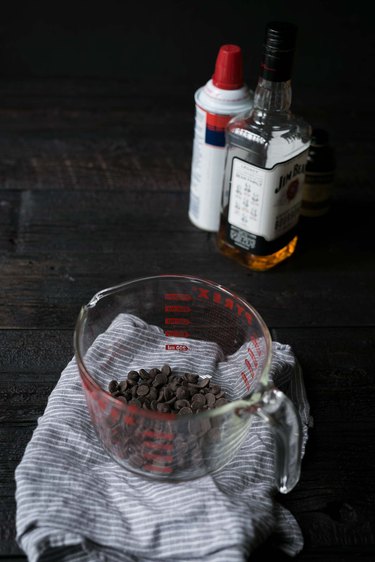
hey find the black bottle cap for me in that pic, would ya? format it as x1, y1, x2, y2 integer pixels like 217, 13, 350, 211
265, 21, 298, 51
311, 128, 330, 146
261, 21, 298, 82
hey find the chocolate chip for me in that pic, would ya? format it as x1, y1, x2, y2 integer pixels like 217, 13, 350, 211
215, 397, 228, 408
137, 384, 150, 397
128, 371, 140, 383
118, 380, 129, 393
156, 389, 165, 403
206, 393, 216, 408
148, 387, 158, 401
191, 394, 206, 409
211, 384, 221, 395
161, 364, 172, 376
154, 372, 168, 387
175, 399, 190, 410
178, 406, 193, 415
139, 369, 150, 380
163, 386, 174, 401
176, 386, 190, 400
131, 385, 138, 397
108, 380, 118, 393
157, 403, 171, 413
185, 373, 199, 383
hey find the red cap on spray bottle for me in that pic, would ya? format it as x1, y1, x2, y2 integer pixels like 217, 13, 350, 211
212, 44, 244, 90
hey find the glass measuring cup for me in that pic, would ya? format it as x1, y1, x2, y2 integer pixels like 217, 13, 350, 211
74, 274, 302, 492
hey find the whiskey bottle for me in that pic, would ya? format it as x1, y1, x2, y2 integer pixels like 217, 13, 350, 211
217, 21, 311, 271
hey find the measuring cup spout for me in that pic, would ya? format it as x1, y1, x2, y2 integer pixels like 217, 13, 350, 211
255, 387, 302, 494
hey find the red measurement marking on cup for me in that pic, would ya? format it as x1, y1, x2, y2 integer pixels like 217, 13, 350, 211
196, 287, 209, 299
144, 464, 173, 473
97, 396, 108, 412
165, 293, 192, 301
224, 298, 234, 310
247, 346, 258, 368
143, 429, 174, 440
166, 344, 189, 351
241, 372, 251, 391
143, 441, 174, 451
194, 287, 252, 324
250, 335, 262, 356
143, 452, 174, 463
213, 292, 221, 303
165, 318, 191, 325
164, 293, 192, 338
165, 305, 191, 313
245, 359, 255, 379
165, 330, 190, 338
109, 408, 122, 424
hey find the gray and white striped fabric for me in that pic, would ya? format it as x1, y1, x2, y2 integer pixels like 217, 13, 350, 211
15, 314, 311, 562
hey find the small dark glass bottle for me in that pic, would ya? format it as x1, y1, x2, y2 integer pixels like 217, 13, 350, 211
300, 128, 336, 217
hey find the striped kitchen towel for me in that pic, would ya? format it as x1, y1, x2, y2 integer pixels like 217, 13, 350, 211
15, 313, 311, 562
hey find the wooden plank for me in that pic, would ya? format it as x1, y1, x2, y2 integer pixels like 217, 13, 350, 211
0, 496, 24, 556
0, 330, 73, 373
0, 82, 372, 195
0, 187, 373, 329
0, 135, 192, 192
0, 330, 73, 423
0, 192, 20, 252
0, 255, 374, 329
273, 327, 375, 553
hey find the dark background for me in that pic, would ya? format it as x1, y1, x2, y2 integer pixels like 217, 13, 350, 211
1, 0, 372, 217
0, 0, 373, 93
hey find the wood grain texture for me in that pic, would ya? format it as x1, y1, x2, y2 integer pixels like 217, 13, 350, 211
0, 187, 373, 329
0, 79, 374, 561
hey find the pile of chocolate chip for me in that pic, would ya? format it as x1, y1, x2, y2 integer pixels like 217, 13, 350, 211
108, 364, 228, 414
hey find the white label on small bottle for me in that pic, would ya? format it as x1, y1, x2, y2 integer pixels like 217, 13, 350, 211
228, 152, 307, 242
301, 171, 334, 216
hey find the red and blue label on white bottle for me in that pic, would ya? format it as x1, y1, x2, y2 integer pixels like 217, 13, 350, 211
188, 45, 253, 232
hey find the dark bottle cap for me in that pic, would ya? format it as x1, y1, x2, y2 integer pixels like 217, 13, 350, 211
306, 128, 335, 173
260, 21, 298, 82
265, 21, 297, 50
310, 128, 330, 146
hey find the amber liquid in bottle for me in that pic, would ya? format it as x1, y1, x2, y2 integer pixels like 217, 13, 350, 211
217, 22, 311, 271
217, 222, 298, 271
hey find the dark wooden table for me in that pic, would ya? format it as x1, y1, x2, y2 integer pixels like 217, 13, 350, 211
0, 78, 374, 561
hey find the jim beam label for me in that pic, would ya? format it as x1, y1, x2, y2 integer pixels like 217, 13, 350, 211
227, 151, 308, 255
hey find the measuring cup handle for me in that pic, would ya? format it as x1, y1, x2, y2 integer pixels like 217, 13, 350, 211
256, 387, 302, 494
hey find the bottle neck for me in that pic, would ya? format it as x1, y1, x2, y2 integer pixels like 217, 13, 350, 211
253, 77, 292, 112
